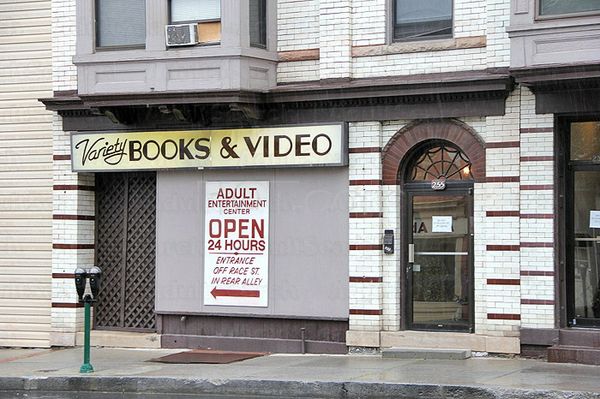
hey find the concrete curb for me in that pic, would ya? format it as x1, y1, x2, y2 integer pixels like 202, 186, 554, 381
0, 376, 599, 398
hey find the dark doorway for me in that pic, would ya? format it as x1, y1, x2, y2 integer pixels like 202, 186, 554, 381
402, 141, 474, 332
95, 172, 157, 331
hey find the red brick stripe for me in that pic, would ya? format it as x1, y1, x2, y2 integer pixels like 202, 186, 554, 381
52, 302, 83, 308
520, 214, 554, 219
349, 147, 381, 154
53, 185, 95, 191
520, 184, 553, 190
350, 309, 382, 315
520, 127, 553, 134
487, 313, 520, 320
349, 179, 382, 186
487, 245, 520, 251
349, 244, 383, 251
485, 176, 520, 183
53, 214, 95, 221
520, 242, 554, 248
53, 154, 71, 161
486, 141, 520, 148
349, 212, 383, 218
521, 270, 555, 276
521, 299, 555, 305
487, 279, 520, 285
53, 243, 95, 250
486, 211, 519, 217
520, 156, 554, 162
350, 277, 383, 283
52, 273, 76, 279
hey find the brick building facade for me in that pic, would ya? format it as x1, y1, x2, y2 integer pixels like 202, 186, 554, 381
38, 0, 600, 362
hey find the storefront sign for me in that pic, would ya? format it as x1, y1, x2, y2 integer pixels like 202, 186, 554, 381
70, 125, 346, 171
204, 181, 269, 307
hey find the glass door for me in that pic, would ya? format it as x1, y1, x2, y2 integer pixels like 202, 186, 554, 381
569, 170, 600, 327
566, 121, 600, 327
407, 193, 473, 332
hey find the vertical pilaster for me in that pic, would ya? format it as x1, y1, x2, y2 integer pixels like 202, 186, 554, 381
51, 0, 95, 346
519, 86, 555, 329
473, 88, 522, 344
347, 122, 384, 347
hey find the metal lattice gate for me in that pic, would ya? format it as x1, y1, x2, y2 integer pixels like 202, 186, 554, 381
95, 172, 156, 331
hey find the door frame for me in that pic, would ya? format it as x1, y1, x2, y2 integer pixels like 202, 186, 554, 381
557, 115, 600, 328
401, 182, 475, 332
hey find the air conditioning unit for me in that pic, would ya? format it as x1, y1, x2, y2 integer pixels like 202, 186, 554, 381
165, 24, 198, 47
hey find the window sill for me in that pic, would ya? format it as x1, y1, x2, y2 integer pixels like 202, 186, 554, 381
74, 46, 278, 65
351, 36, 486, 58
507, 17, 600, 37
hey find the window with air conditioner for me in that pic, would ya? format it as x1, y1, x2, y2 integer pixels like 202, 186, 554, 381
393, 0, 453, 42
96, 0, 146, 48
170, 0, 221, 45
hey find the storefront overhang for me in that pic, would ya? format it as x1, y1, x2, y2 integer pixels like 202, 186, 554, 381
40, 69, 513, 131
512, 63, 600, 115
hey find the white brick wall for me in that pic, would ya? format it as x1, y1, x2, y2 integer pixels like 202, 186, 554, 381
352, 0, 386, 46
51, 0, 76, 91
319, 0, 352, 79
278, 0, 319, 51
51, 0, 95, 345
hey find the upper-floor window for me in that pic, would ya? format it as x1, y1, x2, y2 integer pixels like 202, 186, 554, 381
249, 0, 267, 48
539, 0, 600, 17
96, 0, 146, 48
170, 0, 221, 44
393, 0, 452, 41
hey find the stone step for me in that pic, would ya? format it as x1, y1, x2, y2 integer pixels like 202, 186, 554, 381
558, 329, 600, 348
382, 347, 471, 360
547, 345, 600, 365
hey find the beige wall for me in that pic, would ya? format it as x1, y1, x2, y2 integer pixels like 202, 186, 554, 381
0, 0, 52, 347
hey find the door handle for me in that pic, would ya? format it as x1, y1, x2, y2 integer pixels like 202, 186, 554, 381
408, 243, 414, 263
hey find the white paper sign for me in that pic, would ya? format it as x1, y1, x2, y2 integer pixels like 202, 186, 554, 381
204, 181, 269, 307
590, 210, 600, 229
431, 216, 453, 233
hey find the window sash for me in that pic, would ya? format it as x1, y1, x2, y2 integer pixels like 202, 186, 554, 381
249, 0, 267, 48
539, 0, 600, 16
170, 0, 221, 23
393, 0, 453, 41
96, 0, 146, 48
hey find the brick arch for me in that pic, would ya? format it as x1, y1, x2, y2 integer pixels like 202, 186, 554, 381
382, 119, 486, 184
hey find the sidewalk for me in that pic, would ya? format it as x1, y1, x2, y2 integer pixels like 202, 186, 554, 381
0, 347, 599, 398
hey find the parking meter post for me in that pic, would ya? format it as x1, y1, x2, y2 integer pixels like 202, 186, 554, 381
80, 297, 94, 373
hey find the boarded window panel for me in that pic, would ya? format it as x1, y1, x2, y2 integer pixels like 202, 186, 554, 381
96, 0, 146, 47
170, 0, 220, 23
95, 173, 156, 331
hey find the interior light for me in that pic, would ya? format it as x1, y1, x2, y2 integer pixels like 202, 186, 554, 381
462, 166, 470, 176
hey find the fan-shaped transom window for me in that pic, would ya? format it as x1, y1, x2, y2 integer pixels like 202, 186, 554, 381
406, 141, 473, 182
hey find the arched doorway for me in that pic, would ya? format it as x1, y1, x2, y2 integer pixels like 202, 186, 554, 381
401, 141, 474, 332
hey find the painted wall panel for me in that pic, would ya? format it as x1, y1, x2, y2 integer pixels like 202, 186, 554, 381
156, 168, 349, 319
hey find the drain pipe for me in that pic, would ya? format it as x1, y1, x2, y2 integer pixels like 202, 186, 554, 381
300, 328, 306, 354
